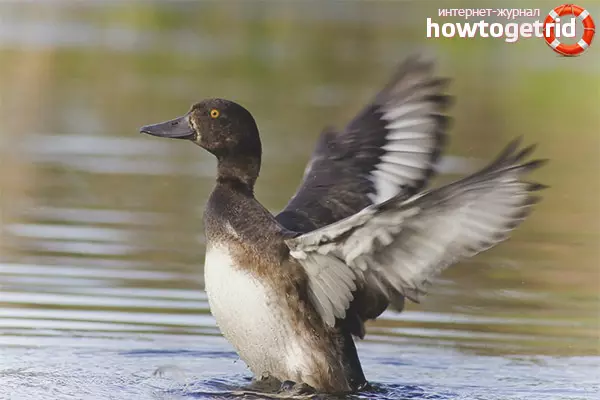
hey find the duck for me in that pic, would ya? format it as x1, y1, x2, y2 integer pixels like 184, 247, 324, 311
139, 55, 546, 395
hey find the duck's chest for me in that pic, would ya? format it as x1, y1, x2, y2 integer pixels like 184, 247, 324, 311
203, 244, 309, 377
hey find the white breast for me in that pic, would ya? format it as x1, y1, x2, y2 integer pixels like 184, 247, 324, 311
204, 244, 310, 381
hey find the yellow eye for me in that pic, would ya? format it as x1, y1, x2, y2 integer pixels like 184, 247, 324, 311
210, 109, 220, 119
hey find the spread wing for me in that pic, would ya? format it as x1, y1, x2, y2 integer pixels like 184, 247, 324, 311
276, 55, 451, 233
285, 139, 547, 328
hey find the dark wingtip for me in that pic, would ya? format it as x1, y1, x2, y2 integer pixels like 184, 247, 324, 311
496, 137, 522, 161
505, 137, 524, 155
405, 51, 437, 68
486, 139, 548, 175
522, 158, 549, 170
379, 52, 441, 98
527, 182, 550, 191
524, 195, 544, 206
426, 94, 454, 110
513, 143, 538, 162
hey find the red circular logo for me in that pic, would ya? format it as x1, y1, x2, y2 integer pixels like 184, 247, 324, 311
544, 4, 595, 56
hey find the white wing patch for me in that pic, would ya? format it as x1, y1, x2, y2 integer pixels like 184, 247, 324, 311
369, 102, 444, 205
365, 57, 449, 205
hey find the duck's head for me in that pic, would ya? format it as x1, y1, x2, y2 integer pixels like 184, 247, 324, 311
140, 98, 261, 160
140, 99, 262, 190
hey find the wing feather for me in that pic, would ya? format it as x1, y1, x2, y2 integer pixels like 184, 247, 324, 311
276, 55, 452, 234
286, 140, 547, 327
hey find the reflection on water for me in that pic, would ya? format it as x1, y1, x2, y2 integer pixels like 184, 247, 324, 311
0, 1, 599, 399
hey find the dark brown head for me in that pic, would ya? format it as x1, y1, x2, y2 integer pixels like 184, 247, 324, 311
140, 99, 262, 191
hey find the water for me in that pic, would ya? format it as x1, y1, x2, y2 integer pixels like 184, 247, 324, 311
0, 1, 599, 399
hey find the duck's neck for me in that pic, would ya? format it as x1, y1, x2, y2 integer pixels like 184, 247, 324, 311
216, 155, 260, 195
